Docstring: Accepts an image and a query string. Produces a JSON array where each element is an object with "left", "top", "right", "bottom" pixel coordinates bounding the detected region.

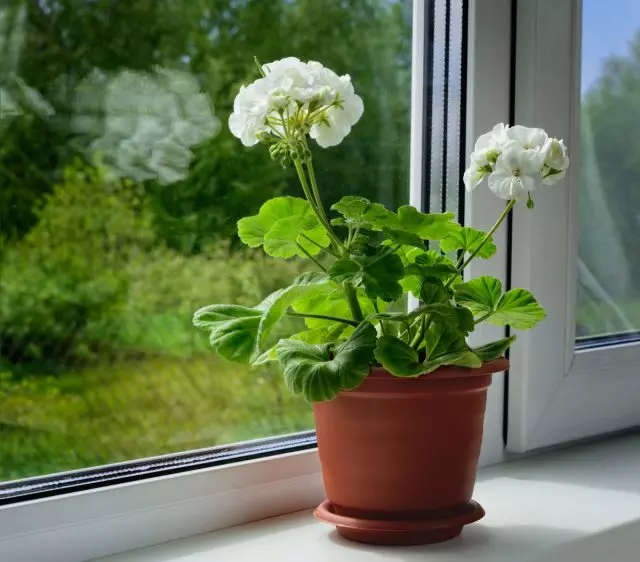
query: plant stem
[
  {"left": 286, "top": 311, "right": 359, "bottom": 327},
  {"left": 293, "top": 158, "right": 344, "bottom": 252},
  {"left": 305, "top": 158, "right": 331, "bottom": 226},
  {"left": 299, "top": 232, "right": 338, "bottom": 257},
  {"left": 446, "top": 199, "right": 516, "bottom": 288},
  {"left": 368, "top": 243, "right": 402, "bottom": 267},
  {"left": 343, "top": 282, "right": 364, "bottom": 323},
  {"left": 474, "top": 310, "right": 494, "bottom": 325},
  {"left": 461, "top": 199, "right": 516, "bottom": 270},
  {"left": 372, "top": 300, "right": 386, "bottom": 335},
  {"left": 296, "top": 242, "right": 328, "bottom": 272}
]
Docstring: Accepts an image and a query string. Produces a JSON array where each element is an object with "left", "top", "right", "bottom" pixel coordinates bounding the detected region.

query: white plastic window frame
[
  {"left": 507, "top": 0, "right": 640, "bottom": 453},
  {"left": 0, "top": 2, "right": 515, "bottom": 561}
]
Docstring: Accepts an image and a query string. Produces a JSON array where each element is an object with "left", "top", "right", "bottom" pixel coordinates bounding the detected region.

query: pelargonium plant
[{"left": 194, "top": 57, "right": 570, "bottom": 402}]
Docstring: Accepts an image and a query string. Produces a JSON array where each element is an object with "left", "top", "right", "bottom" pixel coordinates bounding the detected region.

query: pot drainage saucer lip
[{"left": 314, "top": 499, "right": 485, "bottom": 546}]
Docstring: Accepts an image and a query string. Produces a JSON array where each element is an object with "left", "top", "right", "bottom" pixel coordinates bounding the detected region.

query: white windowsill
[{"left": 97, "top": 433, "right": 640, "bottom": 562}]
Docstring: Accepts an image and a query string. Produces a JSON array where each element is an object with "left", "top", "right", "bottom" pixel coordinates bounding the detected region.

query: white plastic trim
[
  {"left": 508, "top": 0, "right": 640, "bottom": 452},
  {"left": 464, "top": 0, "right": 514, "bottom": 465},
  {"left": 0, "top": 449, "right": 324, "bottom": 562}
]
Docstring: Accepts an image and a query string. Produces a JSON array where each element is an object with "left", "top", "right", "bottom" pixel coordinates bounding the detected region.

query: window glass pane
[
  {"left": 427, "top": 0, "right": 466, "bottom": 221},
  {"left": 0, "top": 0, "right": 412, "bottom": 481},
  {"left": 577, "top": 0, "right": 640, "bottom": 340}
]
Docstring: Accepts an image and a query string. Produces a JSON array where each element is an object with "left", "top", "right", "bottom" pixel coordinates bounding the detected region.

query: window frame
[
  {"left": 0, "top": 2, "right": 518, "bottom": 560},
  {"left": 507, "top": 0, "right": 640, "bottom": 453}
]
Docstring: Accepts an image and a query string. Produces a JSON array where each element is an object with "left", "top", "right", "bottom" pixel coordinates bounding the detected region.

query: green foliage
[
  {"left": 422, "top": 324, "right": 482, "bottom": 373},
  {"left": 454, "top": 276, "right": 503, "bottom": 317},
  {"left": 201, "top": 185, "right": 538, "bottom": 392},
  {"left": 328, "top": 250, "right": 405, "bottom": 302},
  {"left": 330, "top": 196, "right": 390, "bottom": 230},
  {"left": 193, "top": 305, "right": 263, "bottom": 364},
  {"left": 193, "top": 272, "right": 330, "bottom": 363},
  {"left": 0, "top": 355, "right": 313, "bottom": 481},
  {"left": 440, "top": 226, "right": 497, "bottom": 259},
  {"left": 358, "top": 250, "right": 405, "bottom": 302},
  {"left": 395, "top": 206, "right": 459, "bottom": 240},
  {"left": 277, "top": 322, "right": 376, "bottom": 401},
  {"left": 374, "top": 335, "right": 424, "bottom": 377},
  {"left": 238, "top": 197, "right": 329, "bottom": 258},
  {"left": 473, "top": 336, "right": 517, "bottom": 362},
  {"left": 455, "top": 276, "right": 546, "bottom": 329},
  {"left": 0, "top": 162, "right": 152, "bottom": 363}
]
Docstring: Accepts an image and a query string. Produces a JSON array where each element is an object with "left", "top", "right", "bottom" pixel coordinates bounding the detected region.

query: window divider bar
[{"left": 441, "top": 0, "right": 451, "bottom": 215}]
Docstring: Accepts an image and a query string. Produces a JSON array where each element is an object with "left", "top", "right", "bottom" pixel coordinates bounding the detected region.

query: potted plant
[{"left": 193, "top": 57, "right": 569, "bottom": 546}]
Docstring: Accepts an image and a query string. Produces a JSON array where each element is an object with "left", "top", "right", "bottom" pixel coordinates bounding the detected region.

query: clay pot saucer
[{"left": 314, "top": 499, "right": 485, "bottom": 546}]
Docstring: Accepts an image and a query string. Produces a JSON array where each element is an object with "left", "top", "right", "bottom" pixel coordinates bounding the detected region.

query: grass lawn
[{"left": 0, "top": 354, "right": 313, "bottom": 482}]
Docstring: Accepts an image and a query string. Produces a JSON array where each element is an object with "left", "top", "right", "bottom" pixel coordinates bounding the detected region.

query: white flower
[
  {"left": 541, "top": 138, "right": 570, "bottom": 185},
  {"left": 262, "top": 57, "right": 318, "bottom": 103},
  {"left": 228, "top": 80, "right": 272, "bottom": 147},
  {"left": 506, "top": 124, "right": 548, "bottom": 151},
  {"left": 228, "top": 58, "right": 364, "bottom": 149},
  {"left": 488, "top": 146, "right": 544, "bottom": 200},
  {"left": 470, "top": 122, "right": 510, "bottom": 167},
  {"left": 306, "top": 61, "right": 364, "bottom": 147},
  {"left": 463, "top": 166, "right": 488, "bottom": 192}
]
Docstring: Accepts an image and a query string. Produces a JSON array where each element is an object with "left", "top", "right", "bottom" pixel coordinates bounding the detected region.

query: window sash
[{"left": 507, "top": 0, "right": 640, "bottom": 453}]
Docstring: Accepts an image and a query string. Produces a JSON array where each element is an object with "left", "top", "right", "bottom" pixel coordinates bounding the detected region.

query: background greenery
[{"left": 0, "top": 0, "right": 412, "bottom": 480}]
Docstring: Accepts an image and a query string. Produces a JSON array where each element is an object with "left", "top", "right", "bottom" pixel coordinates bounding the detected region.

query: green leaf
[
  {"left": 238, "top": 196, "right": 330, "bottom": 259},
  {"left": 276, "top": 322, "right": 377, "bottom": 402},
  {"left": 455, "top": 306, "right": 476, "bottom": 334},
  {"left": 473, "top": 335, "right": 516, "bottom": 362},
  {"left": 292, "top": 284, "right": 376, "bottom": 330},
  {"left": 424, "top": 323, "right": 482, "bottom": 372},
  {"left": 410, "top": 250, "right": 461, "bottom": 281},
  {"left": 454, "top": 276, "right": 503, "bottom": 317},
  {"left": 491, "top": 289, "right": 546, "bottom": 329},
  {"left": 419, "top": 280, "right": 448, "bottom": 304},
  {"left": 401, "top": 250, "right": 458, "bottom": 297},
  {"left": 263, "top": 215, "right": 330, "bottom": 258},
  {"left": 291, "top": 324, "right": 350, "bottom": 344},
  {"left": 359, "top": 249, "right": 404, "bottom": 302},
  {"left": 194, "top": 273, "right": 330, "bottom": 364},
  {"left": 382, "top": 227, "right": 424, "bottom": 249},
  {"left": 255, "top": 272, "right": 330, "bottom": 353},
  {"left": 400, "top": 274, "right": 422, "bottom": 298},
  {"left": 406, "top": 262, "right": 458, "bottom": 278},
  {"left": 193, "top": 305, "right": 262, "bottom": 363},
  {"left": 422, "top": 349, "right": 483, "bottom": 374},
  {"left": 328, "top": 259, "right": 362, "bottom": 283},
  {"left": 374, "top": 335, "right": 425, "bottom": 377},
  {"left": 330, "top": 196, "right": 391, "bottom": 230},
  {"left": 440, "top": 226, "right": 497, "bottom": 259},
  {"left": 238, "top": 196, "right": 310, "bottom": 247},
  {"left": 414, "top": 250, "right": 457, "bottom": 268},
  {"left": 396, "top": 206, "right": 460, "bottom": 240},
  {"left": 252, "top": 345, "right": 278, "bottom": 365},
  {"left": 454, "top": 277, "right": 546, "bottom": 329},
  {"left": 395, "top": 245, "right": 426, "bottom": 265}
]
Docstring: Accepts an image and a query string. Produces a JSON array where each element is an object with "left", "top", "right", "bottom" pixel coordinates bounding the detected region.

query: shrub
[
  {"left": 0, "top": 160, "right": 307, "bottom": 366},
  {"left": 0, "top": 162, "right": 152, "bottom": 364}
]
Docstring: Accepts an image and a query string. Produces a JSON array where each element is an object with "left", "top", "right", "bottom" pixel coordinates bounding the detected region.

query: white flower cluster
[
  {"left": 464, "top": 124, "right": 570, "bottom": 200},
  {"left": 229, "top": 57, "right": 364, "bottom": 149}
]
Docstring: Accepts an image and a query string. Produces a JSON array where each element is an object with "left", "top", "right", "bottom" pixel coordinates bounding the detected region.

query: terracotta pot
[{"left": 313, "top": 358, "right": 508, "bottom": 546}]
